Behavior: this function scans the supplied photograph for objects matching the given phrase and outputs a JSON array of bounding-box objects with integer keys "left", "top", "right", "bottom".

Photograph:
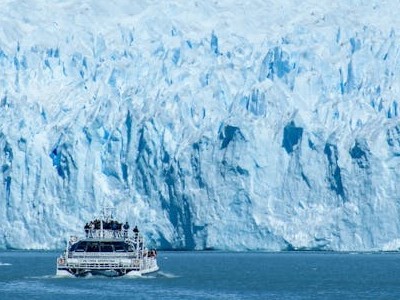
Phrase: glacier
[{"left": 1, "top": 0, "right": 400, "bottom": 251}]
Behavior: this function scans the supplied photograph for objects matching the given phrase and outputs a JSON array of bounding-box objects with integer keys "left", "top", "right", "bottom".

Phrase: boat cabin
[{"left": 70, "top": 240, "right": 134, "bottom": 253}]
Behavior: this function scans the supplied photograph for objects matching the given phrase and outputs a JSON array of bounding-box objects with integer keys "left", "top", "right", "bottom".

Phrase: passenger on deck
[
  {"left": 133, "top": 225, "right": 139, "bottom": 241},
  {"left": 84, "top": 223, "right": 90, "bottom": 238},
  {"left": 94, "top": 219, "right": 100, "bottom": 230},
  {"left": 104, "top": 220, "right": 111, "bottom": 230},
  {"left": 89, "top": 221, "right": 95, "bottom": 238},
  {"left": 117, "top": 222, "right": 122, "bottom": 237},
  {"left": 123, "top": 222, "right": 130, "bottom": 238},
  {"left": 133, "top": 225, "right": 139, "bottom": 234},
  {"left": 111, "top": 220, "right": 117, "bottom": 237}
]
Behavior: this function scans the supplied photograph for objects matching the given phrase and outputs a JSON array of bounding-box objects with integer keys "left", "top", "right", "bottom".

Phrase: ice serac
[{"left": 1, "top": 0, "right": 400, "bottom": 251}]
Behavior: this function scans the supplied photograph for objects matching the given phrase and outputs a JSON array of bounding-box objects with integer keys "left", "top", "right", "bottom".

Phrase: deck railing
[{"left": 69, "top": 251, "right": 137, "bottom": 258}]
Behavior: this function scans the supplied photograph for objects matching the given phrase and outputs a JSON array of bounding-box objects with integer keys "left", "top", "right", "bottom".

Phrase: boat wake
[
  {"left": 0, "top": 262, "right": 11, "bottom": 266},
  {"left": 157, "top": 271, "right": 180, "bottom": 278},
  {"left": 47, "top": 271, "right": 177, "bottom": 280},
  {"left": 26, "top": 275, "right": 59, "bottom": 280}
]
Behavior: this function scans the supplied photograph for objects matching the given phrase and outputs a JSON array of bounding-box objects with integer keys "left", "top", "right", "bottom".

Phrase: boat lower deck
[{"left": 56, "top": 264, "right": 159, "bottom": 277}]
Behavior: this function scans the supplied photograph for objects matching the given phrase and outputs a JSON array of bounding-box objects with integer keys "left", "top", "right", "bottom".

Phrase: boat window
[
  {"left": 86, "top": 242, "right": 100, "bottom": 252},
  {"left": 114, "top": 242, "right": 127, "bottom": 252},
  {"left": 100, "top": 242, "right": 114, "bottom": 252},
  {"left": 71, "top": 241, "right": 87, "bottom": 252},
  {"left": 70, "top": 243, "right": 77, "bottom": 251}
]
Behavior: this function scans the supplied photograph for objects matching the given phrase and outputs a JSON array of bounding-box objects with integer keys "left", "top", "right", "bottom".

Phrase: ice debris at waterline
[{"left": 1, "top": 0, "right": 400, "bottom": 251}]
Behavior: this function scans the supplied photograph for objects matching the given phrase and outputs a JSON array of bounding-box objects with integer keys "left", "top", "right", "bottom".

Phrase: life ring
[{"left": 132, "top": 259, "right": 140, "bottom": 267}]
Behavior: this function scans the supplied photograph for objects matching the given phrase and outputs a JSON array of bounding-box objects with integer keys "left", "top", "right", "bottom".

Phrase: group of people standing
[{"left": 84, "top": 219, "right": 138, "bottom": 239}]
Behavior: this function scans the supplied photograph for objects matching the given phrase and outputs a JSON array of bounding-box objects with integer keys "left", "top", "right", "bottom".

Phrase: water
[{"left": 1, "top": 251, "right": 400, "bottom": 299}]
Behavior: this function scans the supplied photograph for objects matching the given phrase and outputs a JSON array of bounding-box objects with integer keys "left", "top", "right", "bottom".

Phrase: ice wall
[{"left": 1, "top": 0, "right": 400, "bottom": 250}]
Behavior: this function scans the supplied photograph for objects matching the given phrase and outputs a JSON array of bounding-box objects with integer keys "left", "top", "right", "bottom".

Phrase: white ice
[{"left": 0, "top": 0, "right": 400, "bottom": 251}]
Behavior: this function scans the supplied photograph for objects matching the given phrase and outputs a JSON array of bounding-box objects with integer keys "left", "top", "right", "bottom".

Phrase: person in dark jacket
[
  {"left": 84, "top": 223, "right": 90, "bottom": 238},
  {"left": 133, "top": 225, "right": 139, "bottom": 242},
  {"left": 111, "top": 220, "right": 117, "bottom": 237},
  {"left": 123, "top": 222, "right": 130, "bottom": 238}
]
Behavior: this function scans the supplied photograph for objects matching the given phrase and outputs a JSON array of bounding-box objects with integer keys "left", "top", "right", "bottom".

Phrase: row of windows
[{"left": 70, "top": 241, "right": 134, "bottom": 252}]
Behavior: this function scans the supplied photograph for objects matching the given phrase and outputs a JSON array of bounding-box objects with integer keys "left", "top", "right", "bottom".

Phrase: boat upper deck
[{"left": 81, "top": 207, "right": 142, "bottom": 240}]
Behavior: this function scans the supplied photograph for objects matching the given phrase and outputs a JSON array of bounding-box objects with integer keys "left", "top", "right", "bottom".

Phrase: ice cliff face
[{"left": 1, "top": 0, "right": 400, "bottom": 251}]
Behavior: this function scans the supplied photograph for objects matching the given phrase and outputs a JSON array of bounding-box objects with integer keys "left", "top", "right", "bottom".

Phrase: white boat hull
[
  {"left": 56, "top": 266, "right": 159, "bottom": 277},
  {"left": 56, "top": 256, "right": 159, "bottom": 277}
]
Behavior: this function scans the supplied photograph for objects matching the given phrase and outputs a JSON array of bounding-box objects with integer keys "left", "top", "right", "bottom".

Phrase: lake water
[{"left": 0, "top": 251, "right": 400, "bottom": 299}]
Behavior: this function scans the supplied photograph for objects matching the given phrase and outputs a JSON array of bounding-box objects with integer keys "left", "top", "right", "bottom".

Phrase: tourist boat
[{"left": 56, "top": 207, "right": 159, "bottom": 277}]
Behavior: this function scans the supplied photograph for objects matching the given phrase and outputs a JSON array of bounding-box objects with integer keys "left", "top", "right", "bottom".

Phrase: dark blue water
[{"left": 1, "top": 251, "right": 400, "bottom": 299}]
